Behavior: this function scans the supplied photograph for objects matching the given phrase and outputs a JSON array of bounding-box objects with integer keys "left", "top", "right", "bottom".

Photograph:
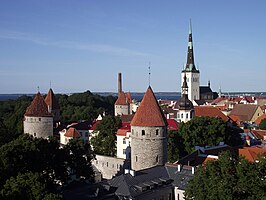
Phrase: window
[
  {"left": 123, "top": 139, "right": 126, "bottom": 144},
  {"left": 132, "top": 129, "right": 134, "bottom": 135},
  {"left": 186, "top": 113, "right": 188, "bottom": 118},
  {"left": 156, "top": 129, "right": 159, "bottom": 135},
  {"left": 96, "top": 160, "right": 98, "bottom": 164},
  {"left": 102, "top": 163, "right": 104, "bottom": 167},
  {"left": 39, "top": 118, "right": 41, "bottom": 121},
  {"left": 142, "top": 130, "right": 145, "bottom": 136},
  {"left": 106, "top": 162, "right": 108, "bottom": 167},
  {"left": 156, "top": 155, "right": 159, "bottom": 162},
  {"left": 34, "top": 133, "right": 36, "bottom": 137},
  {"left": 123, "top": 149, "right": 126, "bottom": 154},
  {"left": 136, "top": 156, "right": 138, "bottom": 162},
  {"left": 181, "top": 113, "right": 183, "bottom": 118}
]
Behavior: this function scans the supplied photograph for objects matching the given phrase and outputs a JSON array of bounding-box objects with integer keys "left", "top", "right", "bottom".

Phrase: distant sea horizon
[{"left": 1, "top": 92, "right": 266, "bottom": 101}]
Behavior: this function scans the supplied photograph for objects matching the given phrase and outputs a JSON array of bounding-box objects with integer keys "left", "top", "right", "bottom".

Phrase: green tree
[
  {"left": 90, "top": 115, "right": 121, "bottom": 156},
  {"left": 185, "top": 151, "right": 266, "bottom": 200},
  {"left": 167, "top": 130, "right": 187, "bottom": 162},
  {"left": 179, "top": 116, "right": 242, "bottom": 154},
  {"left": 64, "top": 139, "right": 94, "bottom": 182},
  {"left": 0, "top": 172, "right": 62, "bottom": 200},
  {"left": 259, "top": 118, "right": 266, "bottom": 130}
]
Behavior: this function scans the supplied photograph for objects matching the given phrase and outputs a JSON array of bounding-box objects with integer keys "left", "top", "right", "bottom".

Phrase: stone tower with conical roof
[
  {"left": 181, "top": 20, "right": 200, "bottom": 102},
  {"left": 24, "top": 92, "right": 53, "bottom": 138},
  {"left": 177, "top": 74, "right": 194, "bottom": 123},
  {"left": 45, "top": 88, "right": 60, "bottom": 122},
  {"left": 114, "top": 73, "right": 130, "bottom": 116},
  {"left": 130, "top": 86, "right": 168, "bottom": 171}
]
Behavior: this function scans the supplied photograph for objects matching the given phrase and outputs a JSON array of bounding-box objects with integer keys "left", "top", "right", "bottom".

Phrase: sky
[{"left": 1, "top": 0, "right": 266, "bottom": 93}]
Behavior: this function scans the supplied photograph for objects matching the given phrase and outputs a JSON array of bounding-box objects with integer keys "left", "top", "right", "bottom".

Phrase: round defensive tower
[
  {"left": 114, "top": 91, "right": 130, "bottom": 116},
  {"left": 130, "top": 86, "right": 168, "bottom": 171},
  {"left": 24, "top": 92, "right": 53, "bottom": 138},
  {"left": 45, "top": 88, "right": 61, "bottom": 122}
]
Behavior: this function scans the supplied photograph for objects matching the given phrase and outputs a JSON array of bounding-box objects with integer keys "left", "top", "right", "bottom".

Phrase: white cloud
[{"left": 0, "top": 30, "right": 150, "bottom": 57}]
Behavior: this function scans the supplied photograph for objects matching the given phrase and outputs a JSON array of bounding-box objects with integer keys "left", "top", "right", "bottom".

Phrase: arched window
[{"left": 156, "top": 129, "right": 159, "bottom": 135}]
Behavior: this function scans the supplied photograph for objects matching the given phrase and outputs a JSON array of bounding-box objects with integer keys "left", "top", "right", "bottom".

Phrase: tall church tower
[
  {"left": 130, "top": 86, "right": 168, "bottom": 171},
  {"left": 181, "top": 20, "right": 200, "bottom": 101},
  {"left": 177, "top": 74, "right": 194, "bottom": 123}
]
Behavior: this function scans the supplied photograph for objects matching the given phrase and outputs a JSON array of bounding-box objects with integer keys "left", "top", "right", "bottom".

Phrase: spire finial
[
  {"left": 148, "top": 62, "right": 151, "bottom": 86},
  {"left": 50, "top": 80, "right": 52, "bottom": 89},
  {"left": 37, "top": 86, "right": 40, "bottom": 93},
  {"left": 189, "top": 18, "right": 192, "bottom": 34}
]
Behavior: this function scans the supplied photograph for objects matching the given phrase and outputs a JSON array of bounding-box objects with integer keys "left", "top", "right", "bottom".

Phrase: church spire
[{"left": 184, "top": 19, "right": 198, "bottom": 72}]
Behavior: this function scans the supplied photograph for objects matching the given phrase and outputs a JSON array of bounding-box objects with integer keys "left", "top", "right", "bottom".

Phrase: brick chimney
[{"left": 118, "top": 73, "right": 122, "bottom": 94}]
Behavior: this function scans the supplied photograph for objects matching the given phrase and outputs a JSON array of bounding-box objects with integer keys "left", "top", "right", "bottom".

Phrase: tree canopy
[
  {"left": 179, "top": 116, "right": 243, "bottom": 154},
  {"left": 259, "top": 118, "right": 266, "bottom": 130},
  {"left": 0, "top": 134, "right": 94, "bottom": 198},
  {"left": 90, "top": 115, "right": 121, "bottom": 157},
  {"left": 185, "top": 151, "right": 266, "bottom": 200},
  {"left": 167, "top": 130, "right": 186, "bottom": 163},
  {"left": 1, "top": 172, "right": 62, "bottom": 200}
]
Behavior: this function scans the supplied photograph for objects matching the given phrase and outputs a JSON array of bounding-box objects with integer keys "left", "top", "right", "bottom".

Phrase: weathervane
[{"left": 148, "top": 62, "right": 151, "bottom": 86}]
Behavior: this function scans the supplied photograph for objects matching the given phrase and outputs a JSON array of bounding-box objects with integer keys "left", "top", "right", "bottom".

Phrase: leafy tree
[
  {"left": 0, "top": 172, "right": 62, "bottom": 200},
  {"left": 185, "top": 151, "right": 266, "bottom": 200},
  {"left": 179, "top": 116, "right": 242, "bottom": 154},
  {"left": 167, "top": 130, "right": 187, "bottom": 162},
  {"left": 90, "top": 115, "right": 121, "bottom": 156},
  {"left": 0, "top": 134, "right": 94, "bottom": 193},
  {"left": 259, "top": 118, "right": 266, "bottom": 130},
  {"left": 64, "top": 139, "right": 94, "bottom": 182}
]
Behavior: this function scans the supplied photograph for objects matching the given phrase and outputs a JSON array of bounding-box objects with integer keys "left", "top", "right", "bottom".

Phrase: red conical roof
[
  {"left": 131, "top": 86, "right": 167, "bottom": 127},
  {"left": 25, "top": 92, "right": 52, "bottom": 117},
  {"left": 126, "top": 92, "right": 132, "bottom": 103},
  {"left": 45, "top": 88, "right": 60, "bottom": 110},
  {"left": 115, "top": 91, "right": 129, "bottom": 105},
  {"left": 64, "top": 127, "right": 81, "bottom": 138}
]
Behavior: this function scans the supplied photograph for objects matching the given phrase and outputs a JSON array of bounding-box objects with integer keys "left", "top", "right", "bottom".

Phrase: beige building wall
[{"left": 24, "top": 116, "right": 53, "bottom": 138}]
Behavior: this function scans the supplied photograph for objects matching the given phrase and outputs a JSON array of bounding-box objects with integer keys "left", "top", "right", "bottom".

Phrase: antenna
[{"left": 148, "top": 62, "right": 151, "bottom": 86}]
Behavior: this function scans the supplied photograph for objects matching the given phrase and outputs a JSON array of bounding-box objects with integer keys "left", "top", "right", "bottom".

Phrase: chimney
[
  {"left": 192, "top": 166, "right": 195, "bottom": 174},
  {"left": 118, "top": 73, "right": 122, "bottom": 94},
  {"left": 177, "top": 164, "right": 181, "bottom": 172}
]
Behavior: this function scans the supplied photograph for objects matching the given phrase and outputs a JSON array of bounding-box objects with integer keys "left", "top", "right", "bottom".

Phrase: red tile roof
[
  {"left": 194, "top": 106, "right": 228, "bottom": 121},
  {"left": 45, "top": 88, "right": 60, "bottom": 110},
  {"left": 229, "top": 104, "right": 260, "bottom": 122},
  {"left": 239, "top": 147, "right": 266, "bottom": 162},
  {"left": 89, "top": 120, "right": 101, "bottom": 131},
  {"left": 120, "top": 114, "right": 134, "bottom": 123},
  {"left": 115, "top": 92, "right": 129, "bottom": 105},
  {"left": 251, "top": 130, "right": 266, "bottom": 140},
  {"left": 116, "top": 129, "right": 128, "bottom": 136},
  {"left": 131, "top": 86, "right": 167, "bottom": 127},
  {"left": 126, "top": 92, "right": 132, "bottom": 103},
  {"left": 167, "top": 119, "right": 179, "bottom": 131},
  {"left": 64, "top": 127, "right": 81, "bottom": 138},
  {"left": 25, "top": 92, "right": 52, "bottom": 117}
]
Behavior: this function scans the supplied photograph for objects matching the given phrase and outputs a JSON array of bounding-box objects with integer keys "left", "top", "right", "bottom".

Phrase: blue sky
[{"left": 0, "top": 0, "right": 266, "bottom": 93}]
